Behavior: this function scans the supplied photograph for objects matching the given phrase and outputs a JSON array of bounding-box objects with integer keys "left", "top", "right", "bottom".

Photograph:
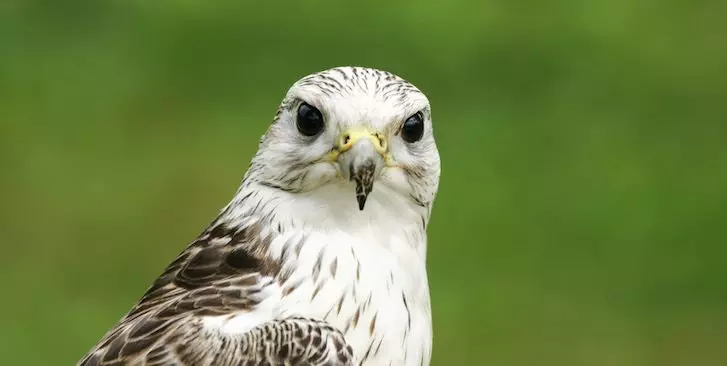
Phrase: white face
[{"left": 248, "top": 67, "right": 440, "bottom": 214}]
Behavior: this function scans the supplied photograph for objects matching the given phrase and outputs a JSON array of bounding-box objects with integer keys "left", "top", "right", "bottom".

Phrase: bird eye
[
  {"left": 401, "top": 112, "right": 425, "bottom": 143},
  {"left": 296, "top": 102, "right": 324, "bottom": 137}
]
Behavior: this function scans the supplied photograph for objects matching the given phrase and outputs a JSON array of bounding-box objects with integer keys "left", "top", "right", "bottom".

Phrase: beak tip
[
  {"left": 356, "top": 194, "right": 367, "bottom": 210},
  {"left": 348, "top": 154, "right": 377, "bottom": 212}
]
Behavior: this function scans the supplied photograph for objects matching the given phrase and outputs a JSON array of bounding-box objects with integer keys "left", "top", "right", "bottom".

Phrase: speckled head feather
[
  {"left": 244, "top": 67, "right": 439, "bottom": 214},
  {"left": 79, "top": 66, "right": 440, "bottom": 366}
]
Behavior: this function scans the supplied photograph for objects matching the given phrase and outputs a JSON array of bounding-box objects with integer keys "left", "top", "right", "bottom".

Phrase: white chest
[
  {"left": 216, "top": 182, "right": 435, "bottom": 365},
  {"left": 271, "top": 229, "right": 432, "bottom": 366}
]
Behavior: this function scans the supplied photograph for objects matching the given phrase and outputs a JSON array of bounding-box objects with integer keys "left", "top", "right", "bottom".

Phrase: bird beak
[{"left": 327, "top": 127, "right": 388, "bottom": 210}]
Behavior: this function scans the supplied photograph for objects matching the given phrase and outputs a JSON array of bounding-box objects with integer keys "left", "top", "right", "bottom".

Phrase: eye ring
[
  {"left": 401, "top": 112, "right": 425, "bottom": 143},
  {"left": 296, "top": 102, "right": 324, "bottom": 137}
]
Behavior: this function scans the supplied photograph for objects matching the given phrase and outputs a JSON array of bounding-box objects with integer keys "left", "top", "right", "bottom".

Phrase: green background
[{"left": 1, "top": 1, "right": 726, "bottom": 365}]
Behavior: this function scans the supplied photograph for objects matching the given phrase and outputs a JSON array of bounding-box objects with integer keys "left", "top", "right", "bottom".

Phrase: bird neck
[{"left": 222, "top": 179, "right": 430, "bottom": 259}]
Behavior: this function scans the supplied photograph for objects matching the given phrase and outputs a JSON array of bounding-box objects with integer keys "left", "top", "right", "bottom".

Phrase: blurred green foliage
[{"left": 1, "top": 0, "right": 726, "bottom": 365}]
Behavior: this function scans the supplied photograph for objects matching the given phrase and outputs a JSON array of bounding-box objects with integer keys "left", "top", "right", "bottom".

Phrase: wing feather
[{"left": 78, "top": 218, "right": 279, "bottom": 365}]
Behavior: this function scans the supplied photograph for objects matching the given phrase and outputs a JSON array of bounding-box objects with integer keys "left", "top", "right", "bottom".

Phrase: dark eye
[
  {"left": 401, "top": 112, "right": 425, "bottom": 143},
  {"left": 296, "top": 102, "right": 324, "bottom": 136}
]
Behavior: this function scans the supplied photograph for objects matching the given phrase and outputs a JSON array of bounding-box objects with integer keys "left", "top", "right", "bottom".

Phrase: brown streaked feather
[
  {"left": 78, "top": 218, "right": 352, "bottom": 365},
  {"left": 79, "top": 216, "right": 353, "bottom": 366}
]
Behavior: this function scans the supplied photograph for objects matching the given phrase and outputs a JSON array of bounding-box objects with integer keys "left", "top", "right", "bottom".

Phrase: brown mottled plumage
[{"left": 79, "top": 219, "right": 354, "bottom": 366}]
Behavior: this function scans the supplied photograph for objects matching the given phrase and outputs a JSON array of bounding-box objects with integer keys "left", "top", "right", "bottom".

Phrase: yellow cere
[
  {"left": 337, "top": 126, "right": 388, "bottom": 155},
  {"left": 320, "top": 126, "right": 399, "bottom": 168}
]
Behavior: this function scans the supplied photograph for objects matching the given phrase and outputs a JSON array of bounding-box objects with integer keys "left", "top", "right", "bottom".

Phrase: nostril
[{"left": 342, "top": 134, "right": 351, "bottom": 145}]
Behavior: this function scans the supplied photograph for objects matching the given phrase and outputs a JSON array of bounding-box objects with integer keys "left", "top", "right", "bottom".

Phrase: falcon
[{"left": 79, "top": 66, "right": 441, "bottom": 366}]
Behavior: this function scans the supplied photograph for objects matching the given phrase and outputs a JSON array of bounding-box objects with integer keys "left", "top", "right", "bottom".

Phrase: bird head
[{"left": 247, "top": 67, "right": 440, "bottom": 217}]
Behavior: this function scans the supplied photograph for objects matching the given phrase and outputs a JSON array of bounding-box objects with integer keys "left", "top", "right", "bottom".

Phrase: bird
[{"left": 78, "top": 66, "right": 441, "bottom": 366}]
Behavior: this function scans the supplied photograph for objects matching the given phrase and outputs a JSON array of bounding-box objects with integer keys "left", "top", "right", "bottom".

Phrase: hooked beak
[{"left": 326, "top": 127, "right": 389, "bottom": 210}]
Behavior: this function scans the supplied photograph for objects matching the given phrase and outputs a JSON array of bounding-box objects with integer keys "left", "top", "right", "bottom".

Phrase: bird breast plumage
[
  {"left": 276, "top": 229, "right": 432, "bottom": 366},
  {"left": 205, "top": 225, "right": 433, "bottom": 366}
]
